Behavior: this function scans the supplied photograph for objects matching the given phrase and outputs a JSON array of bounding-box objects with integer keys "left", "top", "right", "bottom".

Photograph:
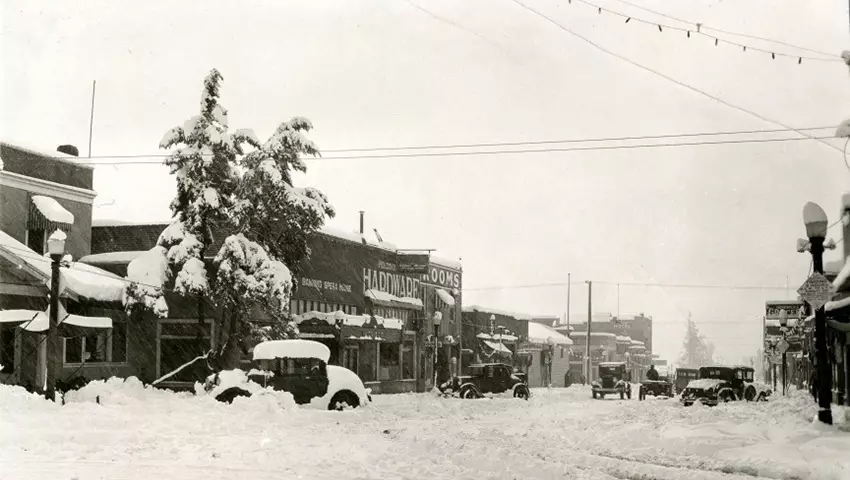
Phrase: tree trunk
[{"left": 218, "top": 310, "right": 242, "bottom": 370}]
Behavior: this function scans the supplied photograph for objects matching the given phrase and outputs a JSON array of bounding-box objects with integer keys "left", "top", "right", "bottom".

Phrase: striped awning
[{"left": 29, "top": 195, "right": 74, "bottom": 231}]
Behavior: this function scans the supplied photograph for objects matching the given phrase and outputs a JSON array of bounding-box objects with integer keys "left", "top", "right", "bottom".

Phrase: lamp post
[
  {"left": 45, "top": 229, "right": 66, "bottom": 401},
  {"left": 801, "top": 202, "right": 833, "bottom": 425},
  {"left": 778, "top": 309, "right": 789, "bottom": 396},
  {"left": 433, "top": 312, "right": 442, "bottom": 388}
]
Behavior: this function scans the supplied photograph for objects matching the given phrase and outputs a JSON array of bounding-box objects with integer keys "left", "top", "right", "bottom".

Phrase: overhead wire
[
  {"left": 506, "top": 0, "right": 846, "bottom": 155},
  {"left": 70, "top": 135, "right": 838, "bottom": 166}
]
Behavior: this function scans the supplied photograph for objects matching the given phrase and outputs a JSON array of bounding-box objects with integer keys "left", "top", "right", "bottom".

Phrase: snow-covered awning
[
  {"left": 528, "top": 321, "right": 573, "bottom": 345},
  {"left": 0, "top": 309, "right": 112, "bottom": 334},
  {"left": 435, "top": 288, "right": 455, "bottom": 306},
  {"left": 476, "top": 332, "right": 518, "bottom": 342},
  {"left": 481, "top": 340, "right": 513, "bottom": 354},
  {"left": 826, "top": 295, "right": 850, "bottom": 312},
  {"left": 0, "top": 229, "right": 127, "bottom": 302},
  {"left": 29, "top": 195, "right": 74, "bottom": 227},
  {"left": 294, "top": 310, "right": 403, "bottom": 330},
  {"left": 366, "top": 289, "right": 423, "bottom": 310},
  {"left": 832, "top": 257, "right": 850, "bottom": 292}
]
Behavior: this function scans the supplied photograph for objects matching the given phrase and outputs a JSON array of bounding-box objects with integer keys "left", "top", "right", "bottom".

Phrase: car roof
[{"left": 599, "top": 362, "right": 626, "bottom": 367}]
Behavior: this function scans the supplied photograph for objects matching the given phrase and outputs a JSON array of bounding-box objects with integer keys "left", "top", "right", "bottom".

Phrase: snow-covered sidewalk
[{"left": 1, "top": 380, "right": 848, "bottom": 480}]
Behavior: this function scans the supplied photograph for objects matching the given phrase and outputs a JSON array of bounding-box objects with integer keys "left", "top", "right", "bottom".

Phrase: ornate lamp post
[
  {"left": 45, "top": 230, "right": 66, "bottom": 401},
  {"left": 801, "top": 202, "right": 833, "bottom": 424}
]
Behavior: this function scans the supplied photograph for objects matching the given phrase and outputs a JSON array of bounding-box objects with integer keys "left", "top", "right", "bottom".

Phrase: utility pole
[
  {"left": 566, "top": 273, "right": 571, "bottom": 327},
  {"left": 585, "top": 281, "right": 592, "bottom": 385},
  {"left": 88, "top": 80, "right": 96, "bottom": 158}
]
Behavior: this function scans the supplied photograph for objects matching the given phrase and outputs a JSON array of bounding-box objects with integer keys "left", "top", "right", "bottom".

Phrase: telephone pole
[
  {"left": 585, "top": 281, "right": 592, "bottom": 385},
  {"left": 566, "top": 273, "right": 571, "bottom": 327}
]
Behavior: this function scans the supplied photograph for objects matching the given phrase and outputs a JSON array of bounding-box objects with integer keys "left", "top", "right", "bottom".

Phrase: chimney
[
  {"left": 57, "top": 145, "right": 79, "bottom": 157},
  {"left": 359, "top": 211, "right": 364, "bottom": 235},
  {"left": 842, "top": 193, "right": 850, "bottom": 261}
]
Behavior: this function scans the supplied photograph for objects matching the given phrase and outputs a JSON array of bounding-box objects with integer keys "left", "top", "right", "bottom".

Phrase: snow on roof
[
  {"left": 430, "top": 255, "right": 462, "bottom": 271},
  {"left": 127, "top": 247, "right": 169, "bottom": 287},
  {"left": 765, "top": 318, "right": 802, "bottom": 327},
  {"left": 481, "top": 340, "right": 513, "bottom": 354},
  {"left": 0, "top": 229, "right": 126, "bottom": 302},
  {"left": 294, "top": 310, "right": 403, "bottom": 330},
  {"left": 599, "top": 361, "right": 626, "bottom": 367},
  {"left": 319, "top": 226, "right": 397, "bottom": 252},
  {"left": 569, "top": 331, "right": 616, "bottom": 337},
  {"left": 615, "top": 335, "right": 632, "bottom": 342},
  {"left": 79, "top": 251, "right": 148, "bottom": 264},
  {"left": 477, "top": 332, "right": 518, "bottom": 342},
  {"left": 0, "top": 140, "right": 91, "bottom": 169},
  {"left": 18, "top": 311, "right": 112, "bottom": 332},
  {"left": 527, "top": 322, "right": 573, "bottom": 345},
  {"left": 826, "top": 295, "right": 850, "bottom": 312},
  {"left": 92, "top": 219, "right": 171, "bottom": 227},
  {"left": 252, "top": 339, "right": 331, "bottom": 362},
  {"left": 630, "top": 340, "right": 645, "bottom": 346},
  {"left": 31, "top": 196, "right": 74, "bottom": 224},
  {"left": 462, "top": 305, "right": 532, "bottom": 321},
  {"left": 366, "top": 289, "right": 423, "bottom": 308}
]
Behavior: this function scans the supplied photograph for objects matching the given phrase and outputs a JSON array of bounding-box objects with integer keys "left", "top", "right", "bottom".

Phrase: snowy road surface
[{"left": 1, "top": 380, "right": 849, "bottom": 480}]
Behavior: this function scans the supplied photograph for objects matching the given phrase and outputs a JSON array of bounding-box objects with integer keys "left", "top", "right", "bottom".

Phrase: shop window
[
  {"left": 380, "top": 342, "right": 400, "bottom": 381},
  {"left": 1, "top": 328, "right": 15, "bottom": 373},
  {"left": 358, "top": 342, "right": 377, "bottom": 382},
  {"left": 402, "top": 333, "right": 415, "bottom": 380},
  {"left": 63, "top": 323, "right": 129, "bottom": 364},
  {"left": 26, "top": 228, "right": 46, "bottom": 254},
  {"left": 343, "top": 345, "right": 359, "bottom": 374}
]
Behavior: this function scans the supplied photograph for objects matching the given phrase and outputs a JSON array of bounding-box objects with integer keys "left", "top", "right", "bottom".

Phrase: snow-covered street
[{"left": 1, "top": 381, "right": 848, "bottom": 480}]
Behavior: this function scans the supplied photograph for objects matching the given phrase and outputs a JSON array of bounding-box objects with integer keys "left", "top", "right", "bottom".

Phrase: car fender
[{"left": 309, "top": 365, "right": 371, "bottom": 409}]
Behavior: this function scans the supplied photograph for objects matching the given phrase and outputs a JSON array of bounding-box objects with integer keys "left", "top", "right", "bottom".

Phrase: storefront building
[
  {"left": 461, "top": 306, "right": 530, "bottom": 374},
  {"left": 524, "top": 319, "right": 573, "bottom": 387}
]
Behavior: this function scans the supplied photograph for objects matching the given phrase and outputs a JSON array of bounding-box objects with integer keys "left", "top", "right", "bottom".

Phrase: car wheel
[
  {"left": 592, "top": 391, "right": 597, "bottom": 399},
  {"left": 513, "top": 385, "right": 530, "bottom": 400},
  {"left": 215, "top": 387, "right": 252, "bottom": 404},
  {"left": 719, "top": 389, "right": 735, "bottom": 403},
  {"left": 459, "top": 385, "right": 479, "bottom": 399},
  {"left": 328, "top": 390, "right": 360, "bottom": 411},
  {"left": 744, "top": 386, "right": 756, "bottom": 402},
  {"left": 600, "top": 393, "right": 605, "bottom": 400}
]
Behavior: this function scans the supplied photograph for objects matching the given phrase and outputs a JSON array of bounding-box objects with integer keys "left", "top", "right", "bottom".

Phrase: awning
[
  {"left": 29, "top": 195, "right": 74, "bottom": 229},
  {"left": 482, "top": 339, "right": 512, "bottom": 354},
  {"left": 477, "top": 332, "right": 518, "bottom": 342},
  {"left": 366, "top": 289, "right": 424, "bottom": 310},
  {"left": 435, "top": 288, "right": 455, "bottom": 306},
  {"left": 0, "top": 230, "right": 126, "bottom": 302},
  {"left": 0, "top": 309, "right": 112, "bottom": 336},
  {"left": 528, "top": 321, "right": 573, "bottom": 345}
]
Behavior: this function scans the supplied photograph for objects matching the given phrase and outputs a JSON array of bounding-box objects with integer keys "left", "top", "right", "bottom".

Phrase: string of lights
[
  {"left": 605, "top": 0, "right": 839, "bottom": 59},
  {"left": 507, "top": 0, "right": 845, "bottom": 156},
  {"left": 566, "top": 0, "right": 840, "bottom": 63},
  {"left": 609, "top": 0, "right": 841, "bottom": 61}
]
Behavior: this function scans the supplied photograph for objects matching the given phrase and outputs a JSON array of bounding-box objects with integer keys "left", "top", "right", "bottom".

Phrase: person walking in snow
[{"left": 646, "top": 365, "right": 659, "bottom": 381}]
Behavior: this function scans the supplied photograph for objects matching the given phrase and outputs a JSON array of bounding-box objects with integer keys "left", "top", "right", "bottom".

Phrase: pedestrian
[{"left": 646, "top": 364, "right": 659, "bottom": 381}]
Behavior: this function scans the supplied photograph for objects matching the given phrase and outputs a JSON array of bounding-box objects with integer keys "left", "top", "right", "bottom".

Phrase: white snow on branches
[
  {"left": 175, "top": 257, "right": 208, "bottom": 295},
  {"left": 233, "top": 128, "right": 260, "bottom": 146},
  {"left": 215, "top": 234, "right": 293, "bottom": 315},
  {"left": 123, "top": 246, "right": 170, "bottom": 318},
  {"left": 159, "top": 126, "right": 184, "bottom": 149},
  {"left": 286, "top": 186, "right": 331, "bottom": 216},
  {"left": 203, "top": 187, "right": 220, "bottom": 209}
]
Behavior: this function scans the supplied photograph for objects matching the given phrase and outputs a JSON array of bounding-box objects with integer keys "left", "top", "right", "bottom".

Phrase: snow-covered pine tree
[
  {"left": 676, "top": 314, "right": 716, "bottom": 368},
  {"left": 123, "top": 69, "right": 334, "bottom": 371}
]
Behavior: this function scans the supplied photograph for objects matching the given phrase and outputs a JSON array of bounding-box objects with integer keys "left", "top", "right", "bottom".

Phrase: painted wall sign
[
  {"left": 765, "top": 301, "right": 805, "bottom": 319},
  {"left": 300, "top": 277, "right": 353, "bottom": 293},
  {"left": 423, "top": 265, "right": 462, "bottom": 289},
  {"left": 363, "top": 267, "right": 421, "bottom": 299}
]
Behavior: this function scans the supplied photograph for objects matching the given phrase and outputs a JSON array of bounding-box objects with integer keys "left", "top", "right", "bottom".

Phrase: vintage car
[
  {"left": 591, "top": 362, "right": 632, "bottom": 399},
  {"left": 680, "top": 365, "right": 770, "bottom": 406},
  {"left": 639, "top": 366, "right": 674, "bottom": 400},
  {"left": 439, "top": 363, "right": 530, "bottom": 400},
  {"left": 202, "top": 339, "right": 372, "bottom": 410},
  {"left": 674, "top": 367, "right": 699, "bottom": 395}
]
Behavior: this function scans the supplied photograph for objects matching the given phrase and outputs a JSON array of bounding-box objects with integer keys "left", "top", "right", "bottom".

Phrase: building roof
[
  {"left": 527, "top": 322, "right": 573, "bottom": 345},
  {"left": 462, "top": 305, "right": 533, "bottom": 321},
  {"left": 0, "top": 141, "right": 93, "bottom": 190}
]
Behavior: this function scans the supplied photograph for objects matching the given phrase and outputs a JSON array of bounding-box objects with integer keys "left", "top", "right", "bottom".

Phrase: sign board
[
  {"left": 397, "top": 253, "right": 430, "bottom": 274},
  {"left": 769, "top": 353, "right": 782, "bottom": 364},
  {"left": 764, "top": 301, "right": 805, "bottom": 319},
  {"left": 776, "top": 338, "right": 789, "bottom": 354},
  {"left": 797, "top": 273, "right": 834, "bottom": 311}
]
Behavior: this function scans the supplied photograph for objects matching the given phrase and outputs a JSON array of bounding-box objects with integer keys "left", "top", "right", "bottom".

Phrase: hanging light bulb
[
  {"left": 598, "top": 7, "right": 601, "bottom": 14},
  {"left": 686, "top": 30, "right": 690, "bottom": 38},
  {"left": 798, "top": 57, "right": 802, "bottom": 64},
  {"left": 658, "top": 25, "right": 662, "bottom": 32},
  {"left": 743, "top": 45, "right": 747, "bottom": 52},
  {"left": 624, "top": 17, "right": 630, "bottom": 23},
  {"left": 714, "top": 38, "right": 718, "bottom": 46},
  {"left": 772, "top": 52, "right": 776, "bottom": 59}
]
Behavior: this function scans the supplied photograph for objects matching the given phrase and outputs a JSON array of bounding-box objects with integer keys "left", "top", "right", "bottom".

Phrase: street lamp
[
  {"left": 801, "top": 202, "right": 833, "bottom": 425},
  {"left": 432, "top": 312, "right": 442, "bottom": 388},
  {"left": 45, "top": 229, "right": 66, "bottom": 401}
]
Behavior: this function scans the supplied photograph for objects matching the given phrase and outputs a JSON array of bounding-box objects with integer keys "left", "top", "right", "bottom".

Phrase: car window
[
  {"left": 735, "top": 371, "right": 743, "bottom": 380},
  {"left": 281, "top": 358, "right": 324, "bottom": 375},
  {"left": 486, "top": 366, "right": 494, "bottom": 378}
]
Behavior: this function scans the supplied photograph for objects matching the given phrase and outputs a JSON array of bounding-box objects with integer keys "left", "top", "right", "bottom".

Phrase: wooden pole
[{"left": 88, "top": 80, "right": 96, "bottom": 158}]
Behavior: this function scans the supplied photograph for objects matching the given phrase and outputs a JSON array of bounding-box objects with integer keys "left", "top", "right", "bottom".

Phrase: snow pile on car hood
[
  {"left": 197, "top": 369, "right": 297, "bottom": 410},
  {"left": 684, "top": 379, "right": 725, "bottom": 390}
]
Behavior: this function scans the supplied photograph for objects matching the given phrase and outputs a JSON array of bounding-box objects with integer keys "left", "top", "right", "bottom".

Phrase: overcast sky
[{"left": 2, "top": 0, "right": 849, "bottom": 364}]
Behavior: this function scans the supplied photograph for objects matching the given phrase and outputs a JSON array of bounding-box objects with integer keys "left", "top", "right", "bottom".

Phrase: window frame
[{"left": 62, "top": 322, "right": 130, "bottom": 366}]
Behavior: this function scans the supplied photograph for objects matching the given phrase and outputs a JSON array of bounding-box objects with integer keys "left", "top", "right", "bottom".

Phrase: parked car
[
  {"left": 639, "top": 379, "right": 673, "bottom": 400},
  {"left": 591, "top": 362, "right": 632, "bottom": 400},
  {"left": 203, "top": 339, "right": 372, "bottom": 410},
  {"left": 439, "top": 363, "right": 530, "bottom": 400},
  {"left": 680, "top": 365, "right": 770, "bottom": 406},
  {"left": 673, "top": 367, "right": 699, "bottom": 395}
]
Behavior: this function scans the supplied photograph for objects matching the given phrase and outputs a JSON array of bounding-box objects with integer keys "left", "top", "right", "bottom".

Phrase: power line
[
  {"left": 464, "top": 279, "right": 791, "bottom": 292},
  {"left": 75, "top": 135, "right": 837, "bottom": 166},
  {"left": 507, "top": 0, "right": 845, "bottom": 155},
  {"left": 606, "top": 0, "right": 839, "bottom": 59}
]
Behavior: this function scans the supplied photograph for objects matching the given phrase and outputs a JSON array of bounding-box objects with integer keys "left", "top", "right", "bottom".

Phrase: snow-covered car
[
  {"left": 680, "top": 366, "right": 768, "bottom": 406},
  {"left": 203, "top": 339, "right": 371, "bottom": 410},
  {"left": 439, "top": 363, "right": 530, "bottom": 400},
  {"left": 592, "top": 362, "right": 632, "bottom": 400}
]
